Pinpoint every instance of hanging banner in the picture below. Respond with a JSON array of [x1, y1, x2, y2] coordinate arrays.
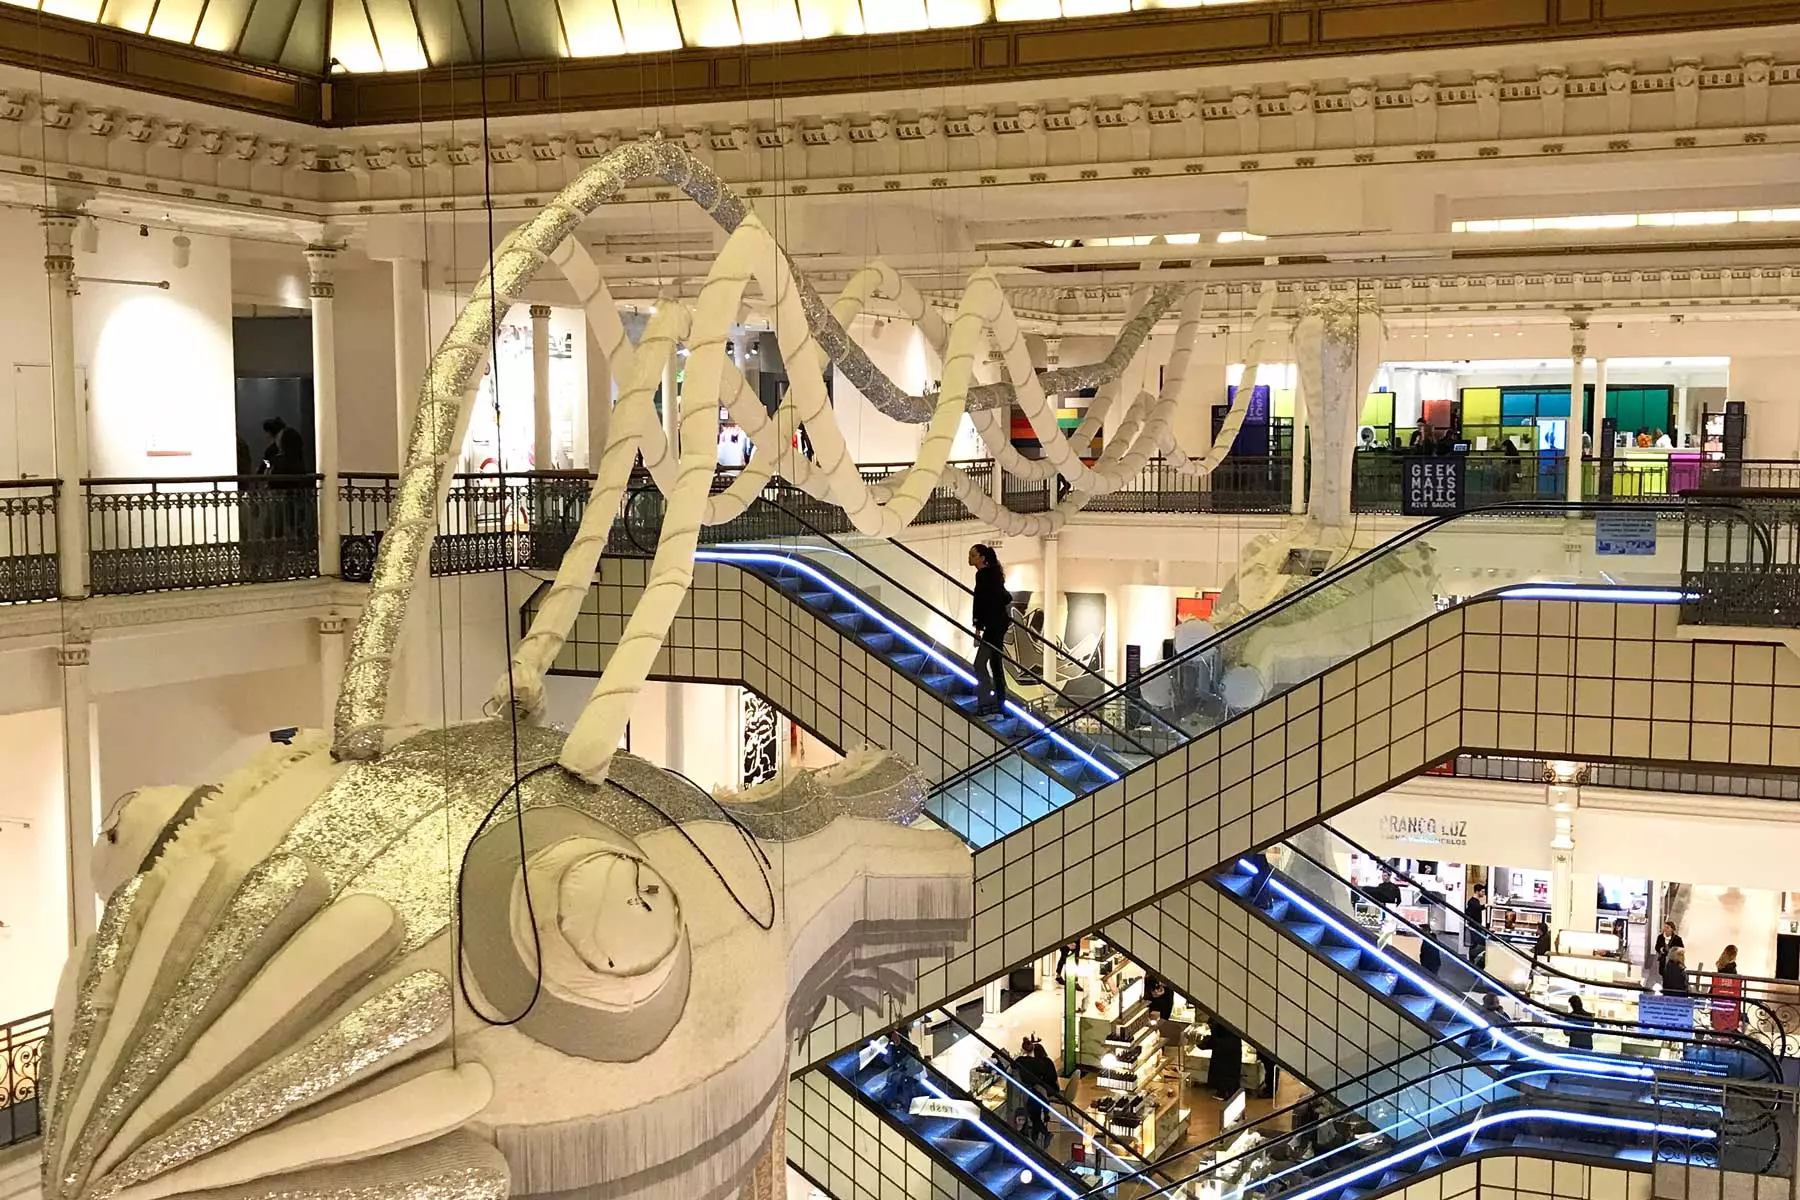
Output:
[[1710, 976, 1744, 1032], [1402, 457, 1465, 516], [1595, 510, 1658, 556], [910, 1097, 982, 1122]]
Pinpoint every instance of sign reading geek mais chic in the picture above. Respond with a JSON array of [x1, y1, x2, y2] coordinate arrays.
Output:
[[1402, 457, 1466, 516]]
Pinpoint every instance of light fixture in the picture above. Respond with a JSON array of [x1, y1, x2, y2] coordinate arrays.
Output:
[[76, 216, 99, 254], [172, 234, 192, 270]]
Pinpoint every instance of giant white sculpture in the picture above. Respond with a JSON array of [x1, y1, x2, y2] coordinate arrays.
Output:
[[43, 143, 1307, 1200]]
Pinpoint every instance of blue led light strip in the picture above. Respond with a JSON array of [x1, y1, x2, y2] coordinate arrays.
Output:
[[918, 1077, 1085, 1200], [1242, 863, 1652, 1080], [1494, 585, 1695, 604], [697, 549, 1119, 780]]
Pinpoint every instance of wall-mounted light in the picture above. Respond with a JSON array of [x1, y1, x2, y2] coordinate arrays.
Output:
[[171, 234, 192, 270]]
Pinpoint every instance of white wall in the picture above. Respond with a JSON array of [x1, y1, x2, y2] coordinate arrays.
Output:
[[333, 258, 399, 473], [0, 708, 69, 1019], [1727, 356, 1800, 461], [78, 222, 236, 478], [830, 315, 940, 466]]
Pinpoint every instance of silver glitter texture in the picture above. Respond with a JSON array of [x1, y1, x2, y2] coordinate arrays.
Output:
[[42, 875, 148, 1197], [59, 856, 321, 1200], [96, 971, 452, 1196]]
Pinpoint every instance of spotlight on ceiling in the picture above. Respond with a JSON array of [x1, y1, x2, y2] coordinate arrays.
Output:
[[171, 234, 192, 270]]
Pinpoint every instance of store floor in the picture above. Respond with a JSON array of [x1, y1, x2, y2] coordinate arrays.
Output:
[[1070, 1065, 1309, 1149]]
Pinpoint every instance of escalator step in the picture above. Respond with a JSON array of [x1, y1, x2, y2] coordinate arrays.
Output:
[[863, 633, 897, 654], [1215, 873, 1257, 897], [1394, 994, 1440, 1022], [1358, 970, 1401, 996], [799, 590, 838, 610], [1265, 899, 1290, 922], [976, 1162, 1042, 1196], [1322, 945, 1366, 972], [1288, 921, 1329, 945], [933, 1137, 995, 1172], [913, 1117, 964, 1142]]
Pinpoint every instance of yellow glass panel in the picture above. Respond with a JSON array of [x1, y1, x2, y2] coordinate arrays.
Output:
[[561, 0, 627, 56], [1271, 388, 1294, 419], [864, 0, 927, 32], [797, 0, 862, 36], [994, 0, 1059, 18], [146, 0, 202, 40], [194, 0, 253, 51], [615, 0, 681, 51], [100, 0, 156, 35], [1462, 387, 1502, 428], [674, 0, 742, 44], [43, 0, 105, 19], [327, 0, 385, 71], [365, 0, 427, 69], [735, 0, 802, 42], [927, 0, 990, 24]]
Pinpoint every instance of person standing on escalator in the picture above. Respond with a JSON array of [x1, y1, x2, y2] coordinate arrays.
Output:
[[969, 544, 1012, 715]]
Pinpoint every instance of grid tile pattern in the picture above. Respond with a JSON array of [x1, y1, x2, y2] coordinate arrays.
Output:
[[1652, 1162, 1790, 1200], [1103, 879, 1451, 1095], [963, 599, 1800, 1019], [787, 1068, 980, 1200], [554, 558, 1002, 786]]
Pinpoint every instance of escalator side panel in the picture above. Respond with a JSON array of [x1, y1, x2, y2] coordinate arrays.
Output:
[[789, 1070, 986, 1200], [1105, 881, 1453, 1094]]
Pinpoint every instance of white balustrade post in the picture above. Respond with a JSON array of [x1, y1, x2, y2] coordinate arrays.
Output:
[[1565, 315, 1588, 504], [531, 303, 554, 471], [306, 245, 342, 577], [43, 205, 88, 598], [1591, 357, 1610, 496], [390, 256, 428, 469], [59, 639, 97, 941]]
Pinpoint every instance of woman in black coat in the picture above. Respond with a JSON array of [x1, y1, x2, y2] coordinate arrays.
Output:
[[1661, 946, 1692, 995], [1202, 1024, 1243, 1098], [968, 544, 1012, 714]]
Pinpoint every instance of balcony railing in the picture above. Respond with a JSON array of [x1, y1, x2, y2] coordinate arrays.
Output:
[[0, 454, 1772, 599], [85, 475, 320, 595], [1, 1010, 47, 1151], [0, 480, 57, 603]]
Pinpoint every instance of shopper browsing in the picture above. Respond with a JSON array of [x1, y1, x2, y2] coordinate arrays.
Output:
[[1365, 870, 1403, 907], [1463, 884, 1489, 968], [1655, 922, 1684, 978]]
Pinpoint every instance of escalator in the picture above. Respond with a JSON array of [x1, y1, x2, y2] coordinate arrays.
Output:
[[1211, 845, 1784, 1085]]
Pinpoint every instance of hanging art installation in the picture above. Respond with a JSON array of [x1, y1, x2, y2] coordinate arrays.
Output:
[[42, 141, 1408, 1200]]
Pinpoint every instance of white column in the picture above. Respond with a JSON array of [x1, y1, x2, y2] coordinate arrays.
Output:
[[1675, 381, 1690, 447], [1546, 765, 1582, 948], [664, 682, 685, 775], [1591, 357, 1610, 495], [1565, 316, 1588, 504], [390, 256, 428, 468], [43, 207, 88, 599], [1041, 534, 1061, 687], [585, 340, 611, 472], [531, 303, 554, 471], [59, 640, 97, 941], [662, 353, 680, 458], [305, 245, 342, 577], [318, 616, 348, 725], [1289, 386, 1308, 515]]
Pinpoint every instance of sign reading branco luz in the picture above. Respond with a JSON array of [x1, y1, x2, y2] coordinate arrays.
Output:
[[1377, 814, 1470, 847]]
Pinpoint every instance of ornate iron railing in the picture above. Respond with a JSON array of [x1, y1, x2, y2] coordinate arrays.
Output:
[[1680, 489, 1795, 628], [86, 475, 321, 595], [0, 480, 57, 604], [1, 1010, 48, 1150]]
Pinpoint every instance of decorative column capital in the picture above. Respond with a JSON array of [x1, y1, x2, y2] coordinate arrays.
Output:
[[41, 208, 78, 278], [304, 243, 340, 299], [318, 615, 348, 636], [529, 303, 552, 320], [57, 643, 90, 669]]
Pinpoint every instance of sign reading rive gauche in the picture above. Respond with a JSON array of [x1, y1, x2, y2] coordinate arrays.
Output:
[[1402, 457, 1465, 516], [1377, 814, 1469, 847]]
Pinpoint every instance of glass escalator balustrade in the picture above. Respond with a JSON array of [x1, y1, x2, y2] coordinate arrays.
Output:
[[926, 503, 1724, 849]]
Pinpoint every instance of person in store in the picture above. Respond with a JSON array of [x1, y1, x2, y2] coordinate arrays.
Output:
[[1366, 870, 1402, 908], [968, 543, 1012, 715], [1655, 922, 1684, 979], [1012, 1036, 1060, 1145], [1653, 428, 1674, 449], [1714, 944, 1739, 976], [1498, 438, 1522, 494], [1463, 884, 1489, 968], [882, 1039, 926, 1116], [1201, 1023, 1244, 1098], [1565, 995, 1595, 1051], [1661, 945, 1692, 995], [1146, 977, 1176, 1021]]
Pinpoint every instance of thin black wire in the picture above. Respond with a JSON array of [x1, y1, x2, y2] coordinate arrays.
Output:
[[457, 0, 542, 1028], [608, 776, 775, 931]]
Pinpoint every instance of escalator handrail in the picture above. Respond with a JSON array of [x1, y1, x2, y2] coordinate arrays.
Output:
[[623, 482, 1174, 758], [932, 497, 1774, 798], [933, 1007, 1168, 1182], [1266, 839, 1785, 1077], [745, 486, 1184, 745], [1305, 825, 1792, 1058], [1079, 1021, 1733, 1200], [827, 1032, 1089, 1199]]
